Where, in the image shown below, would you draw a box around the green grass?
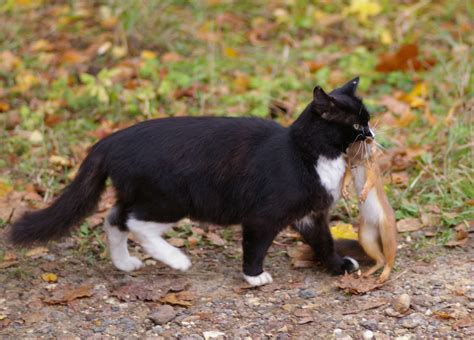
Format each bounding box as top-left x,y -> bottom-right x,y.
0,0 -> 472,242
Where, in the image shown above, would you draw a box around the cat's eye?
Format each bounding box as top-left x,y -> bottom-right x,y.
353,124 -> 360,130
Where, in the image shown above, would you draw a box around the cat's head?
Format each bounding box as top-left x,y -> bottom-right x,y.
312,77 -> 374,144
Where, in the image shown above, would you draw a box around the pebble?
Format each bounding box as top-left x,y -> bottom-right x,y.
360,319 -> 378,331
400,314 -> 423,329
298,289 -> 316,299
362,330 -> 374,339
393,294 -> 411,314
149,305 -> 177,325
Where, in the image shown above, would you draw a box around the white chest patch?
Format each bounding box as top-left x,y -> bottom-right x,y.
315,155 -> 346,202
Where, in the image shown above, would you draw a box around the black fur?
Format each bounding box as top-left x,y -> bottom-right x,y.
10,78 -> 371,277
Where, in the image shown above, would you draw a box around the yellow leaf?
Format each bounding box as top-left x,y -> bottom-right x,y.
0,180 -> 13,199
14,70 -> 40,93
30,39 -> 54,52
380,30 -> 393,45
345,0 -> 382,23
223,47 -> 239,58
401,82 -> 428,108
41,273 -> 58,283
330,223 -> 358,240
141,50 -> 157,60
0,314 -> 6,321
233,73 -> 250,93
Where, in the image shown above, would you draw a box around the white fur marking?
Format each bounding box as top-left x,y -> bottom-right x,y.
315,155 -> 346,202
294,214 -> 313,232
351,165 -> 382,225
243,271 -> 273,287
127,218 -> 191,271
105,218 -> 144,272
344,256 -> 359,271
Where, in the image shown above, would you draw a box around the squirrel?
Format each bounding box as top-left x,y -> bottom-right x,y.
342,139 -> 397,283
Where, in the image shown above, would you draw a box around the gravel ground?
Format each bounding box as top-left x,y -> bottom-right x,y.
1,228 -> 473,339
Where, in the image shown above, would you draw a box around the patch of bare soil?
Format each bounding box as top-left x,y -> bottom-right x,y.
0,228 -> 473,339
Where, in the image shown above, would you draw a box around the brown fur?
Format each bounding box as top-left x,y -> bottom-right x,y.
343,141 -> 397,283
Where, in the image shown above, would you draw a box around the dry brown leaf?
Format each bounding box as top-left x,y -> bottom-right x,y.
187,235 -> 199,248
421,213 -> 441,227
25,246 -> 49,258
397,218 -> 423,232
0,101 -> 10,112
206,232 -> 226,246
60,50 -> 87,65
391,171 -> 410,186
375,44 -> 434,72
44,284 -> 93,304
160,292 -> 193,307
2,251 -> 17,261
113,281 -> 167,302
444,238 -> 468,248
287,244 -> 314,261
433,310 -> 455,320
0,260 -> 19,269
168,237 -> 185,248
335,273 -> 383,295
233,73 -> 250,93
452,316 -> 473,330
191,226 -> 206,235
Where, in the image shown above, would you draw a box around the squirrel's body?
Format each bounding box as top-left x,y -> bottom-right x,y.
343,141 -> 397,283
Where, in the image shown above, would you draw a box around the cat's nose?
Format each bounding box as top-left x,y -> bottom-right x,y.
363,126 -> 374,139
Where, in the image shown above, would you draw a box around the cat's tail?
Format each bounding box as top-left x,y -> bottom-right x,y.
9,145 -> 108,246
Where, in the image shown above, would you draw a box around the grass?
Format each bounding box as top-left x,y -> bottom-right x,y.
0,0 -> 472,246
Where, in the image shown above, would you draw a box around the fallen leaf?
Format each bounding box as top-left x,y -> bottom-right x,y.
0,181 -> 13,199
391,171 -> 409,186
161,52 -> 183,63
206,232 -> 226,246
287,244 -> 314,261
60,50 -> 87,65
433,310 -> 455,320
168,237 -> 185,247
0,51 -> 21,72
160,291 -> 193,307
223,47 -> 239,58
44,284 -> 93,304
0,260 -> 18,269
335,273 -> 383,294
29,130 -> 44,145
292,260 -> 314,268
22,311 -> 46,325
49,155 -> 73,168
376,44 -> 434,73
113,280 -> 168,302
330,223 -> 358,240
421,213 -> 441,227
345,0 -> 382,23
191,226 -> 206,235
397,218 -> 423,232
233,73 -> 250,93
25,246 -> 49,258
2,251 -> 17,261
452,316 -> 473,330
30,39 -> 54,52
187,235 -> 200,248
454,224 -> 469,241
141,50 -> 157,60
41,273 -> 58,283
0,101 -> 10,112
378,96 -> 415,127
444,238 -> 468,248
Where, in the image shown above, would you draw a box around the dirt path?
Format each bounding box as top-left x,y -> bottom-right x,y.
1,229 -> 473,339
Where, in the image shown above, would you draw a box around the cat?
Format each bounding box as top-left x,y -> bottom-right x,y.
10,77 -> 374,287
342,140 -> 397,283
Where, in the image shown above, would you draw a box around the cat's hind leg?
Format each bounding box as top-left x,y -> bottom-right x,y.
105,208 -> 144,272
127,217 -> 191,271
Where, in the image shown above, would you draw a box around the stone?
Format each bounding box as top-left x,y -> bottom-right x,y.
393,293 -> 411,314
362,330 -> 374,339
298,289 -> 316,299
149,305 -> 177,325
360,319 -> 378,331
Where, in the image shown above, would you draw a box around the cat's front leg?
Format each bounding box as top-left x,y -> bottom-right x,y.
294,212 -> 359,275
241,224 -> 280,287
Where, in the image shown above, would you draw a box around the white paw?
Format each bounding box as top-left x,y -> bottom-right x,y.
343,256 -> 360,271
167,252 -> 192,272
113,256 -> 144,272
243,271 -> 273,287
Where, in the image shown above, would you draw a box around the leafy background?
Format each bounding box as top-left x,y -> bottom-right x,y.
0,0 -> 472,245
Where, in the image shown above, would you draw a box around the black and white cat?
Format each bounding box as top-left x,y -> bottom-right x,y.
10,77 -> 373,286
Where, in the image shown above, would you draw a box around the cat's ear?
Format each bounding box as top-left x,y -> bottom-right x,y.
331,77 -> 359,96
313,86 -> 331,104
